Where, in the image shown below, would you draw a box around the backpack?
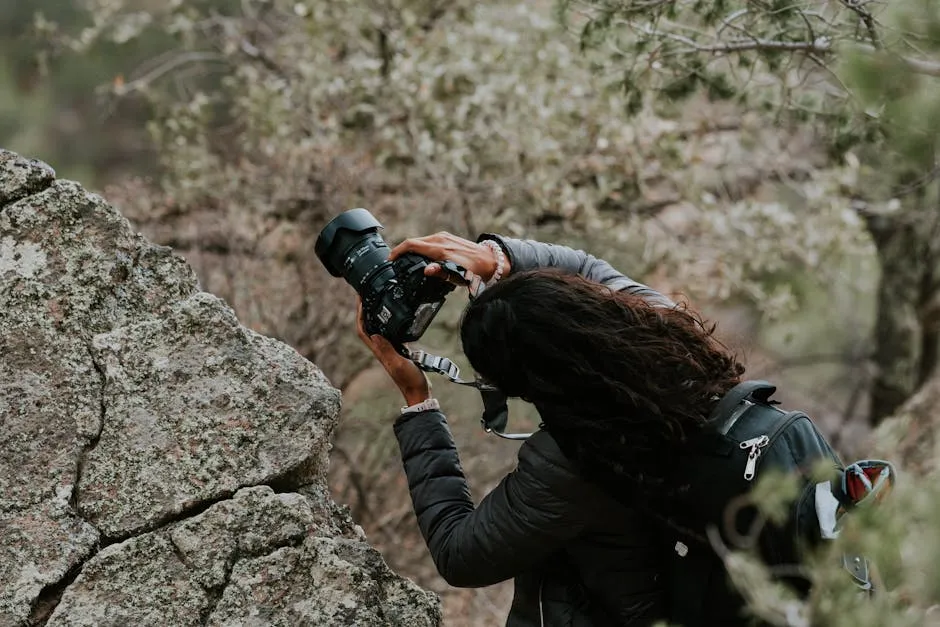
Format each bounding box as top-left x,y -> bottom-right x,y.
656,380 -> 896,627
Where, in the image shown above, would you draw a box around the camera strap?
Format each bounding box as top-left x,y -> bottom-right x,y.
407,349 -> 533,441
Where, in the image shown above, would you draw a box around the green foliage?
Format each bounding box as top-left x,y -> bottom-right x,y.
35,0 -> 879,320
838,1 -> 940,169
554,0 -> 940,179
0,0 -> 200,184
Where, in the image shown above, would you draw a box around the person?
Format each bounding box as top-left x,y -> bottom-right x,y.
354,232 -> 747,626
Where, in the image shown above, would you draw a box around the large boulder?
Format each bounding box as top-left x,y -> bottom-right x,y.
0,149 -> 440,627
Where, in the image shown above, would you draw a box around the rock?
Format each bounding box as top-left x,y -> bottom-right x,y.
78,292 -> 339,540
207,535 -> 440,627
111,190 -> 372,390
0,151 -> 55,207
871,374 -> 940,476
0,326 -> 101,624
47,486 -> 436,627
0,149 -> 440,626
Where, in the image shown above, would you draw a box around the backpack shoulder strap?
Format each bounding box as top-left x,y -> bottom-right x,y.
706,379 -> 778,436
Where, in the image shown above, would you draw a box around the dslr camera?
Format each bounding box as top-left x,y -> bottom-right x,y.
315,208 -> 464,353
316,208 -> 529,441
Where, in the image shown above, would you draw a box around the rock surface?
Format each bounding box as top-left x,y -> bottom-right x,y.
872,373 -> 940,476
0,149 -> 440,626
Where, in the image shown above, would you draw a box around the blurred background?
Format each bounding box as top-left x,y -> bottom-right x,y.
3,0 -> 938,623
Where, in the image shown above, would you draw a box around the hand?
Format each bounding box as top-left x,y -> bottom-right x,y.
355,300 -> 430,407
389,232 -> 511,287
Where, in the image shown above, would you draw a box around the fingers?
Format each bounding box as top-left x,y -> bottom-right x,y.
389,232 -> 460,260
389,236 -> 435,261
356,300 -> 399,355
424,262 -> 474,288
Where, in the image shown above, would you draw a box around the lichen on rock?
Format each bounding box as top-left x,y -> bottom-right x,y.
78,291 -> 340,540
0,149 -> 441,626
47,486 -> 438,627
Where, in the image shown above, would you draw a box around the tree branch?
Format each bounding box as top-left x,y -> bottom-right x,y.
641,23 -> 940,77
114,51 -> 228,95
238,38 -> 288,79
839,0 -> 880,48
644,26 -> 835,55
851,43 -> 940,78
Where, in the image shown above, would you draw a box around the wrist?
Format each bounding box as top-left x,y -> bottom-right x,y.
401,387 -> 431,407
479,239 -> 507,285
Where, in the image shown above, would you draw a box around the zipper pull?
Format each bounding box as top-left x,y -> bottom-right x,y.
740,435 -> 770,481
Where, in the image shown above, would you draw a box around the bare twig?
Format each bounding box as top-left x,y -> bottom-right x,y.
839,0 -> 881,48
611,16 -> 940,78
716,9 -> 751,39
892,163 -> 940,197
796,9 -> 817,47
238,38 -> 288,79
658,33 -> 834,55
114,51 -> 228,95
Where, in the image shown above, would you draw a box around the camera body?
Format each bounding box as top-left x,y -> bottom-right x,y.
315,208 -> 457,350
316,208 -> 524,440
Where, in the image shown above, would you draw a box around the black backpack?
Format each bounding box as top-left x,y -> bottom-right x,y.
657,380 -> 895,627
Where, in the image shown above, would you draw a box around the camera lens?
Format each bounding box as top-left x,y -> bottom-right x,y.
316,207 -> 454,347
315,208 -> 392,292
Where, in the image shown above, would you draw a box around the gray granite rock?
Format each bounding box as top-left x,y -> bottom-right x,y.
206,534 -> 440,627
0,151 -> 55,207
78,292 -> 339,540
0,149 -> 440,626
46,487 -> 438,627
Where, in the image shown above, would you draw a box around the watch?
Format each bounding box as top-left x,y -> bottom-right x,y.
400,397 -> 441,415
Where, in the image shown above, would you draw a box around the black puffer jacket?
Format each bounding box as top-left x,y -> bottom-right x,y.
393,236 -> 673,626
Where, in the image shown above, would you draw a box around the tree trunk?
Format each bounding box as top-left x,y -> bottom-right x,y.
866,187 -> 940,425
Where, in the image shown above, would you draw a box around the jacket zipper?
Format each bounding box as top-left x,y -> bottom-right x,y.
538,575 -> 545,627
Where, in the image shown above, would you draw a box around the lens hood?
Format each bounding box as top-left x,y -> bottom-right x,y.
315,208 -> 385,277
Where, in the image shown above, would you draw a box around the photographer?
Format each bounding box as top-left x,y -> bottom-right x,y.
355,232 -> 730,626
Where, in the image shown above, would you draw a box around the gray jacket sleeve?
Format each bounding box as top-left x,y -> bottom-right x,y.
477,233 -> 675,308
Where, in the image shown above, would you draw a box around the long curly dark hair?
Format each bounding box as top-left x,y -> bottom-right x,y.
460,268 -> 745,493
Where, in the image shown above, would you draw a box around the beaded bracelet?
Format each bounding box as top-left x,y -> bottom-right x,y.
480,239 -> 505,286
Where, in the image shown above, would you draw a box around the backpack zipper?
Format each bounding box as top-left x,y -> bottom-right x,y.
739,411 -> 806,481
740,435 -> 770,481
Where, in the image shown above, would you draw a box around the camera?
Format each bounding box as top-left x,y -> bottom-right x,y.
315,208 -> 460,352
317,208 -> 528,440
